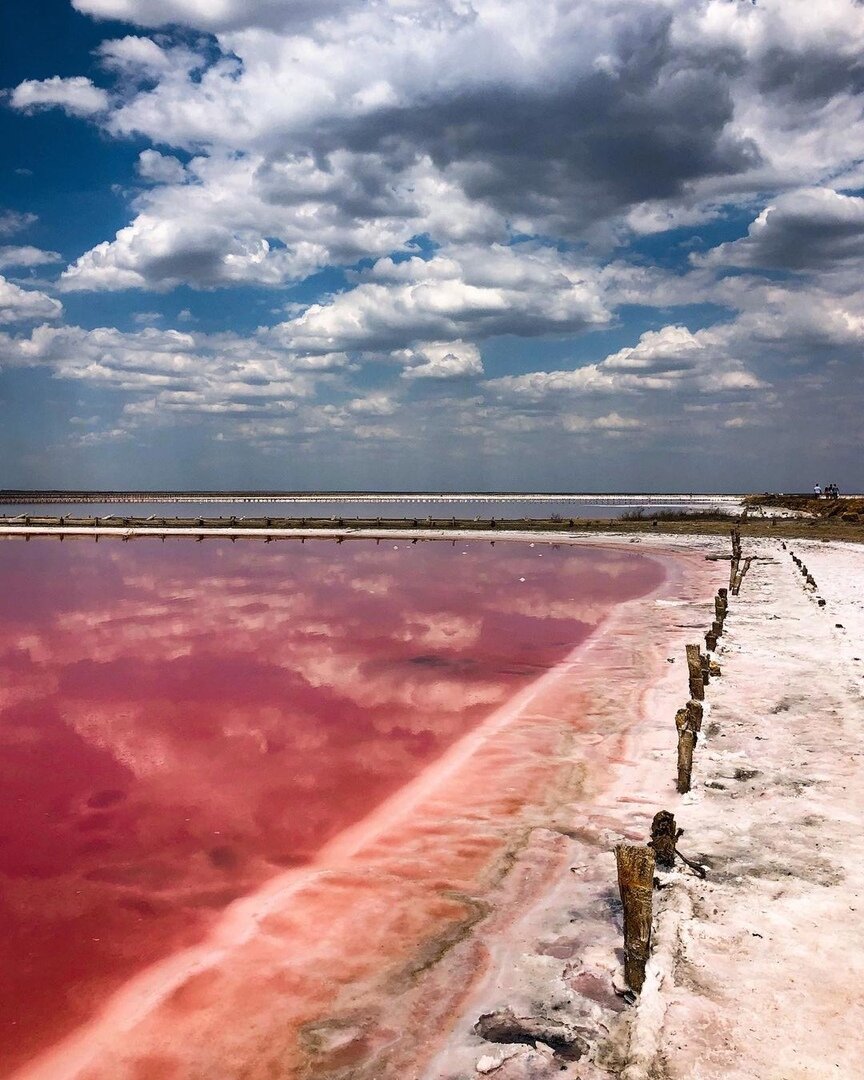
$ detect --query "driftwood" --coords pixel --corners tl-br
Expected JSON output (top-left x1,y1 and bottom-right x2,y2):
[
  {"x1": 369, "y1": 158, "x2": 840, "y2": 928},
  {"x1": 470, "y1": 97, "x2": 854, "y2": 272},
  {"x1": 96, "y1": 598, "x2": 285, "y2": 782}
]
[
  {"x1": 650, "y1": 811, "x2": 678, "y2": 870},
  {"x1": 674, "y1": 847, "x2": 708, "y2": 878},
  {"x1": 686, "y1": 644, "x2": 704, "y2": 700},
  {"x1": 615, "y1": 844, "x2": 655, "y2": 991},
  {"x1": 474, "y1": 1008, "x2": 588, "y2": 1060}
]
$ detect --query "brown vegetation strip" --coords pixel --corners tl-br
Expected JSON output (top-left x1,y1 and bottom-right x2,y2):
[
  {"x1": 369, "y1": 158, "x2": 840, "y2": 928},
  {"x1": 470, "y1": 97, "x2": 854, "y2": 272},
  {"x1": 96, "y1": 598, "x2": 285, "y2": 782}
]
[{"x1": 2, "y1": 513, "x2": 864, "y2": 543}]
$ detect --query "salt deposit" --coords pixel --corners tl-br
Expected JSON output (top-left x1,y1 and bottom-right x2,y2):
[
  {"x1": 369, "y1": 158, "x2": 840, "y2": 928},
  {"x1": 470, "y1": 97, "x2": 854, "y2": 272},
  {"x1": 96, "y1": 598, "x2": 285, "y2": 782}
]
[{"x1": 428, "y1": 534, "x2": 864, "y2": 1080}]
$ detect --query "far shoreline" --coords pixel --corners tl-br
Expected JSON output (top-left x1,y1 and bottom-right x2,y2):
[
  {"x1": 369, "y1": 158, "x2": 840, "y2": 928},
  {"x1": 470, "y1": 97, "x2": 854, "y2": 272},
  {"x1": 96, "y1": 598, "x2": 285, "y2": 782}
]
[{"x1": 1, "y1": 512, "x2": 863, "y2": 543}]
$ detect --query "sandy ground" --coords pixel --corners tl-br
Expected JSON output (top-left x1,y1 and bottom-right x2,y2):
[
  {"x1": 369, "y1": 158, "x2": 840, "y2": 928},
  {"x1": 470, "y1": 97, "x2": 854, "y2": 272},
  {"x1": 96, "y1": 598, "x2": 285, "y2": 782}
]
[{"x1": 426, "y1": 533, "x2": 864, "y2": 1080}]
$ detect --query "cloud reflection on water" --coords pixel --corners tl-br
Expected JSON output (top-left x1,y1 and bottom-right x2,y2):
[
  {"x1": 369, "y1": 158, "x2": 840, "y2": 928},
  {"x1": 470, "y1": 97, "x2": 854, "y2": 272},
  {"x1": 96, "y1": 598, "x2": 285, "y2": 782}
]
[{"x1": 0, "y1": 538, "x2": 662, "y2": 1075}]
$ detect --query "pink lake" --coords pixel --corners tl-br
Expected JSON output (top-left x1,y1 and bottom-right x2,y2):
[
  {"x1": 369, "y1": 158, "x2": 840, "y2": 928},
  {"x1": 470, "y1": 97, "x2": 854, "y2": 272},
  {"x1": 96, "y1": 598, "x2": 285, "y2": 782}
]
[{"x1": 0, "y1": 538, "x2": 664, "y2": 1077}]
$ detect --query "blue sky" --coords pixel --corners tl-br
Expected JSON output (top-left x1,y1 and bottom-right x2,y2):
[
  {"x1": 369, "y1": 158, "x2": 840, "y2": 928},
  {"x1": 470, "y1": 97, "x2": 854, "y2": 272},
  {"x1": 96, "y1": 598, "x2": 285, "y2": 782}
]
[{"x1": 1, "y1": 0, "x2": 863, "y2": 491}]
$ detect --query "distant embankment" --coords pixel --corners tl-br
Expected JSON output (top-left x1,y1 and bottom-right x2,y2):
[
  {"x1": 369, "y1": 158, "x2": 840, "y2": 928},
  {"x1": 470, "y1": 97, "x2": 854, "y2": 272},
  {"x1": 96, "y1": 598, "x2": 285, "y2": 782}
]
[
  {"x1": 745, "y1": 493, "x2": 864, "y2": 522},
  {"x1": 0, "y1": 490, "x2": 744, "y2": 506},
  {"x1": 2, "y1": 510, "x2": 864, "y2": 543}
]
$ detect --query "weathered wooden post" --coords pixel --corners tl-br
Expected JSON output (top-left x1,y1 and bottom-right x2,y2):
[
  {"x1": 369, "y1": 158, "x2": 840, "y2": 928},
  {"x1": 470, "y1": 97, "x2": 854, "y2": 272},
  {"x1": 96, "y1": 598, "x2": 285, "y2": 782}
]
[
  {"x1": 686, "y1": 644, "x2": 704, "y2": 700},
  {"x1": 615, "y1": 844, "x2": 655, "y2": 991},
  {"x1": 650, "y1": 811, "x2": 677, "y2": 870},
  {"x1": 714, "y1": 591, "x2": 727, "y2": 634},
  {"x1": 686, "y1": 699, "x2": 703, "y2": 732},
  {"x1": 676, "y1": 708, "x2": 697, "y2": 794},
  {"x1": 729, "y1": 528, "x2": 742, "y2": 589},
  {"x1": 732, "y1": 556, "x2": 752, "y2": 596}
]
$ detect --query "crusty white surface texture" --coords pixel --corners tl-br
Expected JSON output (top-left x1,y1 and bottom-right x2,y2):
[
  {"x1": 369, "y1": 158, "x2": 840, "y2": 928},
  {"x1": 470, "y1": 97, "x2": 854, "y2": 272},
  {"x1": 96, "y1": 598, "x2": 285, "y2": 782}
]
[{"x1": 427, "y1": 534, "x2": 864, "y2": 1080}]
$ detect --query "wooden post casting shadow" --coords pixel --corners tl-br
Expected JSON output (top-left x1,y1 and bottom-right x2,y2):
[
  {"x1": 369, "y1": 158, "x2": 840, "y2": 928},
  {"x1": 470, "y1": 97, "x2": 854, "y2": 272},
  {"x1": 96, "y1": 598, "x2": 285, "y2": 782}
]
[
  {"x1": 615, "y1": 843, "x2": 655, "y2": 992},
  {"x1": 686, "y1": 643, "x2": 704, "y2": 701},
  {"x1": 676, "y1": 707, "x2": 697, "y2": 793}
]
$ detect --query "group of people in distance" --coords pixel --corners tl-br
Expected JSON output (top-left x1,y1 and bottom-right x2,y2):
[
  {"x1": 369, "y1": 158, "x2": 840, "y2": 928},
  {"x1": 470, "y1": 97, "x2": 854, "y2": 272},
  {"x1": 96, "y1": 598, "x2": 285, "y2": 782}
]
[{"x1": 814, "y1": 483, "x2": 841, "y2": 499}]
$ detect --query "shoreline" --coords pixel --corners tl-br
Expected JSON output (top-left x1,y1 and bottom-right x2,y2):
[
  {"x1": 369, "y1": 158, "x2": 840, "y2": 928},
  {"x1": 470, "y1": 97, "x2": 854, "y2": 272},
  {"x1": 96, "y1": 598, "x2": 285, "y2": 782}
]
[
  {"x1": 9, "y1": 539, "x2": 682, "y2": 1080},
  {"x1": 419, "y1": 535, "x2": 725, "y2": 1079},
  {"x1": 0, "y1": 510, "x2": 861, "y2": 543}
]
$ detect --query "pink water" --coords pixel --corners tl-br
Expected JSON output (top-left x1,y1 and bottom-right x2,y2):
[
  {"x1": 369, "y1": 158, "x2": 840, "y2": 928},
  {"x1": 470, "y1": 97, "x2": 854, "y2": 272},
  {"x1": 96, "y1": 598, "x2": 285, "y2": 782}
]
[{"x1": 0, "y1": 538, "x2": 663, "y2": 1074}]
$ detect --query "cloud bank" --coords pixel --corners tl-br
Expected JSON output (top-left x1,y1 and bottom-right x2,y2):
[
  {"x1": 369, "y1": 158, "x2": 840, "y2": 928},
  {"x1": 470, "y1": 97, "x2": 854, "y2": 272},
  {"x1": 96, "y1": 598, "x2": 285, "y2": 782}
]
[{"x1": 2, "y1": 0, "x2": 864, "y2": 484}]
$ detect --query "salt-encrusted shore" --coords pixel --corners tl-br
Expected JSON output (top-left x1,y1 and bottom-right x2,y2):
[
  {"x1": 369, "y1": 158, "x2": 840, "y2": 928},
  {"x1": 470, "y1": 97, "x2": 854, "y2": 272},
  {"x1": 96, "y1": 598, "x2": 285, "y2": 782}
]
[
  {"x1": 617, "y1": 535, "x2": 864, "y2": 1080},
  {"x1": 426, "y1": 533, "x2": 864, "y2": 1080}
]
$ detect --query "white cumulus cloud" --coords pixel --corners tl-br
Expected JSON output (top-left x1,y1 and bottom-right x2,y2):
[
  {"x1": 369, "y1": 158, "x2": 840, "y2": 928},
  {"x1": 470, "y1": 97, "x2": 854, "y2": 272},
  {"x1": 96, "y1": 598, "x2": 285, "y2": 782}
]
[
  {"x1": 0, "y1": 278, "x2": 63, "y2": 324},
  {"x1": 11, "y1": 76, "x2": 110, "y2": 117},
  {"x1": 0, "y1": 247, "x2": 62, "y2": 270}
]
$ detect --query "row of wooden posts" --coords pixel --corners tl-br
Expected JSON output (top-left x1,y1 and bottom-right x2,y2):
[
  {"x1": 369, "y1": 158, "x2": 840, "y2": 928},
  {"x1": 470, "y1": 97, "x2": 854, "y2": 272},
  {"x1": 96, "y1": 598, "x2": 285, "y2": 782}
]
[
  {"x1": 786, "y1": 543, "x2": 818, "y2": 591},
  {"x1": 729, "y1": 526, "x2": 752, "y2": 596},
  {"x1": 613, "y1": 529, "x2": 742, "y2": 993}
]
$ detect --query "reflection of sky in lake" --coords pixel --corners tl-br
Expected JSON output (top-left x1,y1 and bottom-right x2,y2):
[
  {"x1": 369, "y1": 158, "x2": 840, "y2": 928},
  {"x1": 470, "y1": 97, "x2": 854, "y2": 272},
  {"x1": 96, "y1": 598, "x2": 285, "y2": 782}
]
[{"x1": 0, "y1": 539, "x2": 663, "y2": 1075}]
